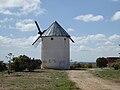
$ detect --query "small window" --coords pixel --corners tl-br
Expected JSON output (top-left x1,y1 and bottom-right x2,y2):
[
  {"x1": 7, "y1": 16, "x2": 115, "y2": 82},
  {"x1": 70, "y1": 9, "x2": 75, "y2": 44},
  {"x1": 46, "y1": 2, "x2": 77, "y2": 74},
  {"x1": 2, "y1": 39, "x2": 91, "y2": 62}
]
[
  {"x1": 64, "y1": 38, "x2": 66, "y2": 40},
  {"x1": 51, "y1": 38, "x2": 53, "y2": 40}
]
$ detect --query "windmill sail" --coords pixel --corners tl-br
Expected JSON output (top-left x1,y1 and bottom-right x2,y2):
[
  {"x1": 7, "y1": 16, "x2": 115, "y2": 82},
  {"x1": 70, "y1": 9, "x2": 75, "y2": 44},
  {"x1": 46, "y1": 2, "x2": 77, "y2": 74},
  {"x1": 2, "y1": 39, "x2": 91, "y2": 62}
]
[
  {"x1": 32, "y1": 21, "x2": 43, "y2": 47},
  {"x1": 33, "y1": 37, "x2": 41, "y2": 48},
  {"x1": 35, "y1": 21, "x2": 42, "y2": 35}
]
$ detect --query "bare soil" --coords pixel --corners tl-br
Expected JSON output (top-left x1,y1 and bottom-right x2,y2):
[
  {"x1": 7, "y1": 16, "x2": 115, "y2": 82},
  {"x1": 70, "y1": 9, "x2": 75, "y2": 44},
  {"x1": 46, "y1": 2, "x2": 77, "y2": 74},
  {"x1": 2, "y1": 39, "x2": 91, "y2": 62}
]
[{"x1": 68, "y1": 69, "x2": 120, "y2": 90}]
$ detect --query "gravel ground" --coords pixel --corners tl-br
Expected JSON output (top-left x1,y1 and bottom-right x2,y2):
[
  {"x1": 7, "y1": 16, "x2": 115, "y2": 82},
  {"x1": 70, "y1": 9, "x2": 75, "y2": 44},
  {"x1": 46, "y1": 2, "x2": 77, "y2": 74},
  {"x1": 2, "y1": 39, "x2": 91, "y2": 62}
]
[{"x1": 68, "y1": 70, "x2": 120, "y2": 90}]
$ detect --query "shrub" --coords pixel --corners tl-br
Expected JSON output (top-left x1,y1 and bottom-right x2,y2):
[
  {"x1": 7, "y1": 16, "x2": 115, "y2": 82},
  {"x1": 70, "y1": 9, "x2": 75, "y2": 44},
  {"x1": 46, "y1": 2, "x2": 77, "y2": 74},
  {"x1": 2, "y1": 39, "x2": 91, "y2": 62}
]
[
  {"x1": 70, "y1": 62, "x2": 94, "y2": 69},
  {"x1": 11, "y1": 55, "x2": 29, "y2": 72},
  {"x1": 86, "y1": 63, "x2": 93, "y2": 68},
  {"x1": 96, "y1": 57, "x2": 108, "y2": 68},
  {"x1": 70, "y1": 62, "x2": 81, "y2": 69},
  {"x1": 113, "y1": 60, "x2": 120, "y2": 70},
  {"x1": 81, "y1": 64, "x2": 85, "y2": 68},
  {"x1": 0, "y1": 61, "x2": 6, "y2": 71},
  {"x1": 11, "y1": 55, "x2": 42, "y2": 72}
]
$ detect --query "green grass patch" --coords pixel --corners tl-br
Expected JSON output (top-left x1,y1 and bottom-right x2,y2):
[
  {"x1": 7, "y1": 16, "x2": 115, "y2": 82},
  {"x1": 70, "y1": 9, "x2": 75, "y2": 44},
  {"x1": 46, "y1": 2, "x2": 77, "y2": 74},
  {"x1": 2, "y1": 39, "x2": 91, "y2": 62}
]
[
  {"x1": 0, "y1": 70, "x2": 79, "y2": 90},
  {"x1": 92, "y1": 69, "x2": 120, "y2": 83}
]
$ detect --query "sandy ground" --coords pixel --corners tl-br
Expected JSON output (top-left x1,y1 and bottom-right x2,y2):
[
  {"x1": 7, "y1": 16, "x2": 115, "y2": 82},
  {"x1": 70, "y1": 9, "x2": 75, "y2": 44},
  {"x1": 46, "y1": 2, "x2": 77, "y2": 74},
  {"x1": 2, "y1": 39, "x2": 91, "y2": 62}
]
[{"x1": 68, "y1": 70, "x2": 120, "y2": 90}]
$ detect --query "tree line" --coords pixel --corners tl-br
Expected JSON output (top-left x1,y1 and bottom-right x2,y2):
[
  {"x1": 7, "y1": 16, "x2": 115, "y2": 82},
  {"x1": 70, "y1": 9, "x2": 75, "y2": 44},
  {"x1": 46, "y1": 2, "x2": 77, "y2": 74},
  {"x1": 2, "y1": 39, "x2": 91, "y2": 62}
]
[
  {"x1": 1, "y1": 55, "x2": 120, "y2": 71},
  {"x1": 70, "y1": 57, "x2": 120, "y2": 70},
  {"x1": 96, "y1": 57, "x2": 120, "y2": 70}
]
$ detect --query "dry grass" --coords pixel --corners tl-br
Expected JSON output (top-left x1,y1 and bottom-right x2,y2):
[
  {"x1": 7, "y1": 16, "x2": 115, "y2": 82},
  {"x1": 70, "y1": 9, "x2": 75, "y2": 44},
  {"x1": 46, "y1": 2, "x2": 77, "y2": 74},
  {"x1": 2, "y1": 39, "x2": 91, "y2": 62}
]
[
  {"x1": 92, "y1": 68, "x2": 120, "y2": 83},
  {"x1": 0, "y1": 69, "x2": 79, "y2": 90}
]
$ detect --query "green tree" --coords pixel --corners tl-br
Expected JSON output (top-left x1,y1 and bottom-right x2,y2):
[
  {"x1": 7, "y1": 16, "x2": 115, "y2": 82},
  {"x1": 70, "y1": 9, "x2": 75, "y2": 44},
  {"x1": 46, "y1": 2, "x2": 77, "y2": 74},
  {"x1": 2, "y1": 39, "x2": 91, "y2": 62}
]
[
  {"x1": 11, "y1": 55, "x2": 42, "y2": 72},
  {"x1": 0, "y1": 61, "x2": 6, "y2": 71},
  {"x1": 12, "y1": 55, "x2": 30, "y2": 72},
  {"x1": 113, "y1": 60, "x2": 120, "y2": 70},
  {"x1": 6, "y1": 53, "x2": 15, "y2": 74},
  {"x1": 96, "y1": 57, "x2": 108, "y2": 68},
  {"x1": 27, "y1": 58, "x2": 42, "y2": 71}
]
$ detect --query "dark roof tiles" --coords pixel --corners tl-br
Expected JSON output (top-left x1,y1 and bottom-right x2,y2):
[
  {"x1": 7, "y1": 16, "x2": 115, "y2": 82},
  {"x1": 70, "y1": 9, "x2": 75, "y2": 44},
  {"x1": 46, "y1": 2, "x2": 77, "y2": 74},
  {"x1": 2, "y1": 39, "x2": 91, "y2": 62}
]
[{"x1": 42, "y1": 21, "x2": 70, "y2": 37}]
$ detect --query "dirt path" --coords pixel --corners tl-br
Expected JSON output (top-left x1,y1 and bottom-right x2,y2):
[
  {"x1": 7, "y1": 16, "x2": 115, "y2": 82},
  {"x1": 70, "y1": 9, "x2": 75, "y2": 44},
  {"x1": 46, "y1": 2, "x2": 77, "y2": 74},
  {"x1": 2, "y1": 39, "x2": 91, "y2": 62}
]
[{"x1": 68, "y1": 70, "x2": 120, "y2": 90}]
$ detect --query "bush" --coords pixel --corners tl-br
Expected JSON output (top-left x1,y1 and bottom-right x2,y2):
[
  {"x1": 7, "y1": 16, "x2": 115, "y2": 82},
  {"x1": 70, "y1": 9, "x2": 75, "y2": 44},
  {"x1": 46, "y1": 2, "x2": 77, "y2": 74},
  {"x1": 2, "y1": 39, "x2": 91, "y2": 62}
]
[
  {"x1": 81, "y1": 64, "x2": 85, "y2": 68},
  {"x1": 11, "y1": 55, "x2": 42, "y2": 72},
  {"x1": 96, "y1": 57, "x2": 108, "y2": 68},
  {"x1": 0, "y1": 61, "x2": 6, "y2": 71},
  {"x1": 70, "y1": 62, "x2": 81, "y2": 69},
  {"x1": 113, "y1": 60, "x2": 120, "y2": 70},
  {"x1": 85, "y1": 63, "x2": 93, "y2": 68},
  {"x1": 70, "y1": 62, "x2": 93, "y2": 69},
  {"x1": 11, "y1": 55, "x2": 29, "y2": 72}
]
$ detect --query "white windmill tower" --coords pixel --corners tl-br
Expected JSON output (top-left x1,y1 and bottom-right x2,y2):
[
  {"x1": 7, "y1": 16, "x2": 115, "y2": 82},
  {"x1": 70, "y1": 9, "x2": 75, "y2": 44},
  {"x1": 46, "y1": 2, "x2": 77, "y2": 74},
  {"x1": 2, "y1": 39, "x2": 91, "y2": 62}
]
[{"x1": 32, "y1": 21, "x2": 74, "y2": 69}]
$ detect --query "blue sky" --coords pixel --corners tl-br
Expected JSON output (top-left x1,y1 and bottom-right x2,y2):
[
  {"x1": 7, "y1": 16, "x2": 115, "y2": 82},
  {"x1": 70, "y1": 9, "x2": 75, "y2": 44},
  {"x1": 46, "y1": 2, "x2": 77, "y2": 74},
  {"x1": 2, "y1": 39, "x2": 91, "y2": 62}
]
[{"x1": 0, "y1": 0, "x2": 120, "y2": 63}]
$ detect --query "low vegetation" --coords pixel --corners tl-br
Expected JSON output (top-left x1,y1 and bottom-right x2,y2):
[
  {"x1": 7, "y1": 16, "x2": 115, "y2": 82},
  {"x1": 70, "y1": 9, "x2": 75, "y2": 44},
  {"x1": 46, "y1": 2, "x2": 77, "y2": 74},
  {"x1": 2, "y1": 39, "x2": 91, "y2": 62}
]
[
  {"x1": 0, "y1": 61, "x2": 6, "y2": 71},
  {"x1": 112, "y1": 60, "x2": 120, "y2": 70},
  {"x1": 0, "y1": 69, "x2": 79, "y2": 90},
  {"x1": 0, "y1": 54, "x2": 42, "y2": 73},
  {"x1": 70, "y1": 62, "x2": 94, "y2": 69},
  {"x1": 11, "y1": 55, "x2": 42, "y2": 72},
  {"x1": 92, "y1": 69, "x2": 120, "y2": 83}
]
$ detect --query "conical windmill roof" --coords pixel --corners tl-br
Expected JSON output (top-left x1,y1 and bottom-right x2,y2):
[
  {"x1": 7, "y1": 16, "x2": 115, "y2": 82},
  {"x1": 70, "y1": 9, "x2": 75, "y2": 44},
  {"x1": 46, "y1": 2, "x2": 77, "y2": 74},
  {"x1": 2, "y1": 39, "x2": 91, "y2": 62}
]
[{"x1": 42, "y1": 21, "x2": 70, "y2": 37}]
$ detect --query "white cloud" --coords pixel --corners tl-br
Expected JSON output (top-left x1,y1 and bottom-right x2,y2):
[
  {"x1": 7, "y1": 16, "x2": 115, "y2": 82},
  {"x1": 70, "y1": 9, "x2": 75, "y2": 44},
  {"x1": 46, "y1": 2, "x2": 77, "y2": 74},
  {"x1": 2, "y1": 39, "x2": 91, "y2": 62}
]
[
  {"x1": 111, "y1": 11, "x2": 120, "y2": 21},
  {"x1": 72, "y1": 34, "x2": 107, "y2": 45},
  {"x1": 104, "y1": 41, "x2": 113, "y2": 45},
  {"x1": 0, "y1": 36, "x2": 12, "y2": 45},
  {"x1": 109, "y1": 34, "x2": 120, "y2": 41},
  {"x1": 74, "y1": 14, "x2": 104, "y2": 22},
  {"x1": 86, "y1": 34, "x2": 106, "y2": 41},
  {"x1": 0, "y1": 35, "x2": 40, "y2": 48},
  {"x1": 0, "y1": 18, "x2": 14, "y2": 29},
  {"x1": 70, "y1": 34, "x2": 120, "y2": 62},
  {"x1": 16, "y1": 19, "x2": 36, "y2": 32},
  {"x1": 0, "y1": 0, "x2": 45, "y2": 16},
  {"x1": 0, "y1": 18, "x2": 13, "y2": 23},
  {"x1": 79, "y1": 45, "x2": 93, "y2": 51},
  {"x1": 71, "y1": 34, "x2": 120, "y2": 52},
  {"x1": 67, "y1": 28, "x2": 75, "y2": 32}
]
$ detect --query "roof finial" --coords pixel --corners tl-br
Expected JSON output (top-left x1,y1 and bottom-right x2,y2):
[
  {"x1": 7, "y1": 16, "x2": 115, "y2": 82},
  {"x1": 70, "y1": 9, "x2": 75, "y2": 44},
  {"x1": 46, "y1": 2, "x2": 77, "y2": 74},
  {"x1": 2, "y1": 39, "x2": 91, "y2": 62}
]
[{"x1": 54, "y1": 21, "x2": 57, "y2": 23}]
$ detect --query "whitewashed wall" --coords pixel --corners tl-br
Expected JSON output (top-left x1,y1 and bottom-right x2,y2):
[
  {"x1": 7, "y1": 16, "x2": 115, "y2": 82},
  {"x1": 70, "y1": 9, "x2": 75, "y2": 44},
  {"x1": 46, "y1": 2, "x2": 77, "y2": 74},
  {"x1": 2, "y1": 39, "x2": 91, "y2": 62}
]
[{"x1": 41, "y1": 36, "x2": 70, "y2": 69}]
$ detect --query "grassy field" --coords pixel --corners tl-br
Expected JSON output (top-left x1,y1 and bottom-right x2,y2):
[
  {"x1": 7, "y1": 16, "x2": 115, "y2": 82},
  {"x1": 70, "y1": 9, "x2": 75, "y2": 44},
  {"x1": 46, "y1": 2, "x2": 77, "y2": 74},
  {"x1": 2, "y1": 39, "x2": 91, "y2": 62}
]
[
  {"x1": 0, "y1": 69, "x2": 79, "y2": 90},
  {"x1": 92, "y1": 68, "x2": 120, "y2": 83}
]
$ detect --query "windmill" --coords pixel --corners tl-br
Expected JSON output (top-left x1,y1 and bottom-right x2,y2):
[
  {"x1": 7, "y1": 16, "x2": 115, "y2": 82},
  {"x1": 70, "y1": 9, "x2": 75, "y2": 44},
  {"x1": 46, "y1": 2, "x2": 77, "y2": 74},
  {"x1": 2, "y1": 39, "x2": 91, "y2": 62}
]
[{"x1": 32, "y1": 21, "x2": 74, "y2": 69}]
